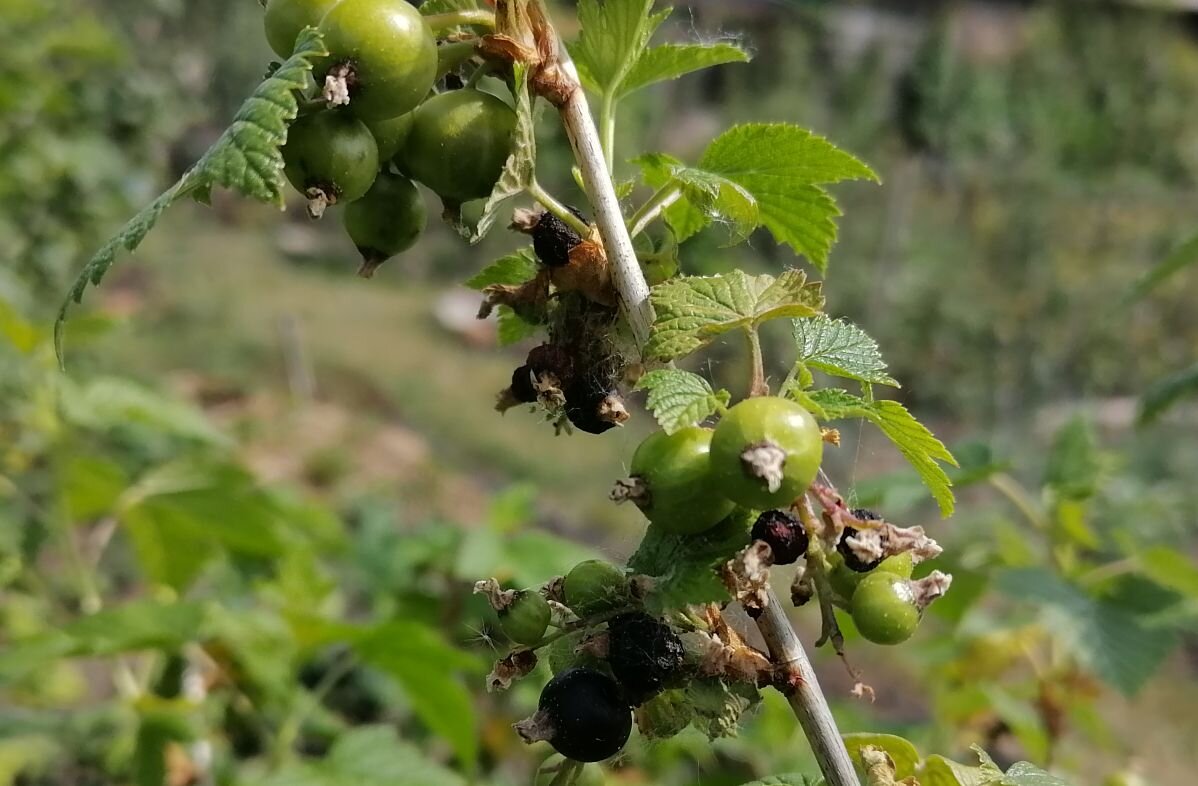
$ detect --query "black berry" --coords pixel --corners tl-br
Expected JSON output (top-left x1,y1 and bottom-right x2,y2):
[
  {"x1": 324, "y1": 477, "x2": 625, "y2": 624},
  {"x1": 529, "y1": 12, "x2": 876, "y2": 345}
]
[
  {"x1": 750, "y1": 510, "x2": 809, "y2": 565},
  {"x1": 607, "y1": 613, "x2": 685, "y2": 705},
  {"x1": 510, "y1": 365, "x2": 538, "y2": 404},
  {"x1": 839, "y1": 509, "x2": 884, "y2": 572},
  {"x1": 533, "y1": 207, "x2": 587, "y2": 268},
  {"x1": 565, "y1": 381, "x2": 627, "y2": 435},
  {"x1": 530, "y1": 668, "x2": 632, "y2": 762}
]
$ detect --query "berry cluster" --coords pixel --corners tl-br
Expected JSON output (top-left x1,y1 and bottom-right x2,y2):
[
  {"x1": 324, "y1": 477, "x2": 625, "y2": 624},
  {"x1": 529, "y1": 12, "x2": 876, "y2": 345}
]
[{"x1": 265, "y1": 0, "x2": 517, "y2": 274}]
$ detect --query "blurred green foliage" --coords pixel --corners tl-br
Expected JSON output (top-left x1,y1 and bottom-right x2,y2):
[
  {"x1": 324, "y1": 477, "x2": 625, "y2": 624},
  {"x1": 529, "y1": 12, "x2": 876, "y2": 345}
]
[{"x1": 2, "y1": 2, "x2": 1197, "y2": 786}]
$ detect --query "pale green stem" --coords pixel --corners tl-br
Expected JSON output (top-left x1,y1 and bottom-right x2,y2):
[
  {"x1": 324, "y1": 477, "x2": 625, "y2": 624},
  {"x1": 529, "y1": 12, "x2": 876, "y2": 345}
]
[
  {"x1": 746, "y1": 327, "x2": 768, "y2": 398},
  {"x1": 527, "y1": 180, "x2": 592, "y2": 238},
  {"x1": 599, "y1": 92, "x2": 617, "y2": 173},
  {"x1": 437, "y1": 41, "x2": 480, "y2": 78},
  {"x1": 424, "y1": 11, "x2": 496, "y2": 32},
  {"x1": 628, "y1": 183, "x2": 682, "y2": 238}
]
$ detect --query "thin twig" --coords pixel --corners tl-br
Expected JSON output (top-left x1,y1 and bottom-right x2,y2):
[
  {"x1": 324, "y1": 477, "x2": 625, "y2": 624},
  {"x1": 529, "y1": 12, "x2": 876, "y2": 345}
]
[
  {"x1": 546, "y1": 23, "x2": 861, "y2": 786},
  {"x1": 552, "y1": 48, "x2": 654, "y2": 349}
]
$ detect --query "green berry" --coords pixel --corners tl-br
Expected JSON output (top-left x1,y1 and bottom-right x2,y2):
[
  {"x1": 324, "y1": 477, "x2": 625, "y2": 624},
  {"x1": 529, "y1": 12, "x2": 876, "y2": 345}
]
[
  {"x1": 851, "y1": 572, "x2": 920, "y2": 645},
  {"x1": 365, "y1": 112, "x2": 414, "y2": 163},
  {"x1": 317, "y1": 0, "x2": 438, "y2": 120},
  {"x1": 283, "y1": 110, "x2": 379, "y2": 212},
  {"x1": 401, "y1": 89, "x2": 517, "y2": 204},
  {"x1": 264, "y1": 0, "x2": 342, "y2": 59},
  {"x1": 627, "y1": 427, "x2": 735, "y2": 534},
  {"x1": 563, "y1": 560, "x2": 628, "y2": 617},
  {"x1": 710, "y1": 397, "x2": 823, "y2": 509},
  {"x1": 498, "y1": 590, "x2": 551, "y2": 646},
  {"x1": 343, "y1": 172, "x2": 425, "y2": 276}
]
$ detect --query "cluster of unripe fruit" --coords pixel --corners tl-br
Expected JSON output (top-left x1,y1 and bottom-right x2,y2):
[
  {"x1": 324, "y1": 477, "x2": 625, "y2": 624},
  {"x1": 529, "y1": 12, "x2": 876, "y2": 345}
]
[
  {"x1": 264, "y1": 0, "x2": 516, "y2": 274},
  {"x1": 491, "y1": 559, "x2": 683, "y2": 763}
]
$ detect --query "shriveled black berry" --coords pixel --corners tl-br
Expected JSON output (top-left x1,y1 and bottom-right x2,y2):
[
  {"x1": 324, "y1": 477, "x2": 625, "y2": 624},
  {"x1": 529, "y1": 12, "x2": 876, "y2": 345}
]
[
  {"x1": 750, "y1": 509, "x2": 809, "y2": 565},
  {"x1": 510, "y1": 365, "x2": 538, "y2": 403},
  {"x1": 565, "y1": 382, "x2": 627, "y2": 435},
  {"x1": 527, "y1": 668, "x2": 632, "y2": 762},
  {"x1": 607, "y1": 613, "x2": 685, "y2": 705},
  {"x1": 839, "y1": 509, "x2": 884, "y2": 572},
  {"x1": 533, "y1": 207, "x2": 587, "y2": 268}
]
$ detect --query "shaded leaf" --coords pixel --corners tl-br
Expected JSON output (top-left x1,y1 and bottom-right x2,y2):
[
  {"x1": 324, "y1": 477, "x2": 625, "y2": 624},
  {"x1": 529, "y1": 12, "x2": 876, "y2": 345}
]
[
  {"x1": 1138, "y1": 362, "x2": 1198, "y2": 425},
  {"x1": 628, "y1": 511, "x2": 754, "y2": 611},
  {"x1": 1127, "y1": 230, "x2": 1198, "y2": 302},
  {"x1": 464, "y1": 249, "x2": 539, "y2": 290},
  {"x1": 996, "y1": 568, "x2": 1177, "y2": 695}
]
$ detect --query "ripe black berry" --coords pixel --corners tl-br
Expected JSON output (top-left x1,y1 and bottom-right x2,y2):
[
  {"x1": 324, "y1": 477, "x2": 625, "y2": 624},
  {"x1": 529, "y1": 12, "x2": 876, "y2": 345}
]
[
  {"x1": 839, "y1": 509, "x2": 884, "y2": 572},
  {"x1": 607, "y1": 613, "x2": 685, "y2": 705},
  {"x1": 519, "y1": 668, "x2": 632, "y2": 762},
  {"x1": 750, "y1": 510, "x2": 809, "y2": 565},
  {"x1": 533, "y1": 207, "x2": 587, "y2": 268}
]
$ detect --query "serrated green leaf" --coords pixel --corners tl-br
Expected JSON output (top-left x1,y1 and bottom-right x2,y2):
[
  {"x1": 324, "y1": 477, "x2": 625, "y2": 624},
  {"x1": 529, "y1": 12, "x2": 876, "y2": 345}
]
[
  {"x1": 1127, "y1": 230, "x2": 1198, "y2": 302},
  {"x1": 56, "y1": 29, "x2": 328, "y2": 364},
  {"x1": 455, "y1": 65, "x2": 536, "y2": 243},
  {"x1": 645, "y1": 270, "x2": 824, "y2": 361},
  {"x1": 805, "y1": 389, "x2": 956, "y2": 516},
  {"x1": 794, "y1": 315, "x2": 898, "y2": 386},
  {"x1": 636, "y1": 153, "x2": 758, "y2": 245},
  {"x1": 622, "y1": 41, "x2": 750, "y2": 96},
  {"x1": 996, "y1": 568, "x2": 1177, "y2": 695},
  {"x1": 464, "y1": 249, "x2": 539, "y2": 290},
  {"x1": 999, "y1": 762, "x2": 1073, "y2": 786},
  {"x1": 572, "y1": 0, "x2": 666, "y2": 95},
  {"x1": 627, "y1": 511, "x2": 753, "y2": 612},
  {"x1": 842, "y1": 733, "x2": 920, "y2": 779},
  {"x1": 919, "y1": 755, "x2": 990, "y2": 786},
  {"x1": 1138, "y1": 361, "x2": 1198, "y2": 425},
  {"x1": 572, "y1": 0, "x2": 747, "y2": 99},
  {"x1": 635, "y1": 369, "x2": 729, "y2": 433},
  {"x1": 641, "y1": 124, "x2": 877, "y2": 269},
  {"x1": 496, "y1": 306, "x2": 540, "y2": 346}
]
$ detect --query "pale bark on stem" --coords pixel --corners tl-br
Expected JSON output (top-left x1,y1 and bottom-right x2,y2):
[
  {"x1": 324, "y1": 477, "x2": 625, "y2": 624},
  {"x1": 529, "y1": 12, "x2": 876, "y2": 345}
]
[
  {"x1": 548, "y1": 31, "x2": 861, "y2": 786},
  {"x1": 553, "y1": 51, "x2": 655, "y2": 349}
]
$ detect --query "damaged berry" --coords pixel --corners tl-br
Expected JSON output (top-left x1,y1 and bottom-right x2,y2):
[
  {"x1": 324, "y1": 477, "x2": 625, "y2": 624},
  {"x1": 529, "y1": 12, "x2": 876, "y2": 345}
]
[
  {"x1": 625, "y1": 427, "x2": 734, "y2": 534},
  {"x1": 710, "y1": 397, "x2": 823, "y2": 509},
  {"x1": 498, "y1": 590, "x2": 552, "y2": 646},
  {"x1": 838, "y1": 509, "x2": 885, "y2": 573},
  {"x1": 750, "y1": 510, "x2": 809, "y2": 565},
  {"x1": 533, "y1": 207, "x2": 587, "y2": 268},
  {"x1": 518, "y1": 668, "x2": 632, "y2": 763},
  {"x1": 607, "y1": 612, "x2": 685, "y2": 705},
  {"x1": 565, "y1": 381, "x2": 628, "y2": 435}
]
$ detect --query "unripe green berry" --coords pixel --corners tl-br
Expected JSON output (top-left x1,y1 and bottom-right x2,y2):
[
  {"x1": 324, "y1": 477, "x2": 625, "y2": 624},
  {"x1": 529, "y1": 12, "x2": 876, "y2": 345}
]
[
  {"x1": 563, "y1": 560, "x2": 628, "y2": 617},
  {"x1": 498, "y1": 590, "x2": 551, "y2": 646},
  {"x1": 850, "y1": 572, "x2": 920, "y2": 645}
]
